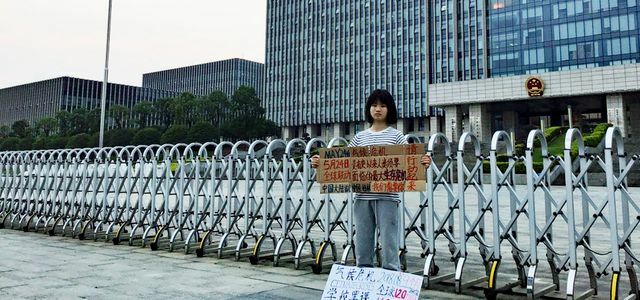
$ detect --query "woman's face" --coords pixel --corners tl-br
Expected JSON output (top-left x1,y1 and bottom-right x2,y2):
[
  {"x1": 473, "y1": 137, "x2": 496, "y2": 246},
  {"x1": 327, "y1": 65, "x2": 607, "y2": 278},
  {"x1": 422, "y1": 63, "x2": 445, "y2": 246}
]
[{"x1": 370, "y1": 100, "x2": 388, "y2": 123}]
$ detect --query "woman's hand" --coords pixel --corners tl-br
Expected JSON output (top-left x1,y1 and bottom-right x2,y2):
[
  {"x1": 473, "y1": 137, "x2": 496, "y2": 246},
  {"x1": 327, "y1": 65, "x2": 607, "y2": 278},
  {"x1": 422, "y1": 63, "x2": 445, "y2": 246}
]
[
  {"x1": 421, "y1": 154, "x2": 432, "y2": 168},
  {"x1": 311, "y1": 154, "x2": 320, "y2": 168}
]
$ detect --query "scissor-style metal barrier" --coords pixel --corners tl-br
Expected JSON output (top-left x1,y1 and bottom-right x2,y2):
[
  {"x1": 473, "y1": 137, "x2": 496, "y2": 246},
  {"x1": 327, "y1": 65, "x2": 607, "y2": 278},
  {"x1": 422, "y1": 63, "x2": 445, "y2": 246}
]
[
  {"x1": 230, "y1": 140, "x2": 268, "y2": 261},
  {"x1": 191, "y1": 141, "x2": 232, "y2": 256},
  {"x1": 422, "y1": 132, "x2": 492, "y2": 292},
  {"x1": 179, "y1": 142, "x2": 215, "y2": 254},
  {"x1": 113, "y1": 145, "x2": 158, "y2": 245},
  {"x1": 248, "y1": 139, "x2": 311, "y2": 266},
  {"x1": 139, "y1": 144, "x2": 172, "y2": 247},
  {"x1": 193, "y1": 141, "x2": 249, "y2": 257},
  {"x1": 605, "y1": 127, "x2": 640, "y2": 300},
  {"x1": 58, "y1": 148, "x2": 92, "y2": 238},
  {"x1": 245, "y1": 139, "x2": 286, "y2": 264},
  {"x1": 2, "y1": 127, "x2": 639, "y2": 299},
  {"x1": 484, "y1": 131, "x2": 528, "y2": 297},
  {"x1": 21, "y1": 150, "x2": 53, "y2": 233},
  {"x1": 149, "y1": 143, "x2": 199, "y2": 251},
  {"x1": 309, "y1": 137, "x2": 356, "y2": 274},
  {"x1": 293, "y1": 138, "x2": 325, "y2": 270}
]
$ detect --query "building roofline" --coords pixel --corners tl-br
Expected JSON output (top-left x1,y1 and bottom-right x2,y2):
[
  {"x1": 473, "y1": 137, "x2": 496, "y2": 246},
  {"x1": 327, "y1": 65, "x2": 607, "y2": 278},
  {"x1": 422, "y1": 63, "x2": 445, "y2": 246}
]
[
  {"x1": 0, "y1": 75, "x2": 175, "y2": 94},
  {"x1": 141, "y1": 58, "x2": 265, "y2": 77}
]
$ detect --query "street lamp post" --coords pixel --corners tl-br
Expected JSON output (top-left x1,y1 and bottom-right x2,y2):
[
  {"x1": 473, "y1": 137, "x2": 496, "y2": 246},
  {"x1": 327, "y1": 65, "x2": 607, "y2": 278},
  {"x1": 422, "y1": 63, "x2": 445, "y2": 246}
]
[{"x1": 99, "y1": 0, "x2": 113, "y2": 147}]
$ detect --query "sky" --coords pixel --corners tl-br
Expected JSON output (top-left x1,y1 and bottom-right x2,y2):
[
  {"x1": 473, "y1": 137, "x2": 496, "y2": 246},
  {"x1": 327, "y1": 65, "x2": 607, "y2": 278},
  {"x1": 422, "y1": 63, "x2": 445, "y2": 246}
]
[{"x1": 0, "y1": 1, "x2": 267, "y2": 89}]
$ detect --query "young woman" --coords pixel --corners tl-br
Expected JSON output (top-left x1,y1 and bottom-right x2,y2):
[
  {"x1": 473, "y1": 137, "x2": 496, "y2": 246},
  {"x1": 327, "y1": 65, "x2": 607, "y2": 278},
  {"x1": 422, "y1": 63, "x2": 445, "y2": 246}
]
[{"x1": 311, "y1": 89, "x2": 431, "y2": 271}]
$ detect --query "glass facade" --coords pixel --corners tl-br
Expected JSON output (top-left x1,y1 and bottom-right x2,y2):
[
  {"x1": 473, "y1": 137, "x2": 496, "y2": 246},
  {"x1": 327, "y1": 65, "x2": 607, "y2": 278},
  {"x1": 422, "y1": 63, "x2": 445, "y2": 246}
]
[
  {"x1": 488, "y1": 0, "x2": 640, "y2": 77},
  {"x1": 430, "y1": 0, "x2": 487, "y2": 83},
  {"x1": 0, "y1": 77, "x2": 178, "y2": 127},
  {"x1": 142, "y1": 58, "x2": 264, "y2": 98},
  {"x1": 265, "y1": 0, "x2": 430, "y2": 127}
]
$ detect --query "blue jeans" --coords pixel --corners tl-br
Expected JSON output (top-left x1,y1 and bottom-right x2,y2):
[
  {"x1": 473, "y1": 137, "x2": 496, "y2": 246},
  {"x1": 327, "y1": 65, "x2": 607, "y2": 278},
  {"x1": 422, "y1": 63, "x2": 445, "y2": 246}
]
[{"x1": 353, "y1": 199, "x2": 400, "y2": 271}]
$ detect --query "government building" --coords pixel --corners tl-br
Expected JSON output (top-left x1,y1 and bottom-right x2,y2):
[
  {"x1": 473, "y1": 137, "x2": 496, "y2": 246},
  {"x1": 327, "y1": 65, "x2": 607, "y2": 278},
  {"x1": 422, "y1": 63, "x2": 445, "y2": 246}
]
[
  {"x1": 142, "y1": 58, "x2": 264, "y2": 97},
  {"x1": 0, "y1": 76, "x2": 178, "y2": 127},
  {"x1": 264, "y1": 0, "x2": 640, "y2": 143},
  {"x1": 0, "y1": 58, "x2": 264, "y2": 128}
]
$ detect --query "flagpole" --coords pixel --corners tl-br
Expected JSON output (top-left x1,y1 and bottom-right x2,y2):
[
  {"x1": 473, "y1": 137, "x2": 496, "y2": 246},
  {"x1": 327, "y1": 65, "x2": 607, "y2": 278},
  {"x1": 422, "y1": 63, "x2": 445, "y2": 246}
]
[{"x1": 99, "y1": 0, "x2": 113, "y2": 147}]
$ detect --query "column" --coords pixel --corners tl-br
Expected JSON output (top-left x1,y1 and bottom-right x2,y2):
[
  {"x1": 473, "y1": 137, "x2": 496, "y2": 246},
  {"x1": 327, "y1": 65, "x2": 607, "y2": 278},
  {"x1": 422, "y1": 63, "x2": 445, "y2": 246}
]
[
  {"x1": 626, "y1": 95, "x2": 639, "y2": 138},
  {"x1": 322, "y1": 124, "x2": 331, "y2": 142},
  {"x1": 305, "y1": 125, "x2": 313, "y2": 137},
  {"x1": 332, "y1": 123, "x2": 343, "y2": 139},
  {"x1": 444, "y1": 105, "x2": 463, "y2": 142},
  {"x1": 430, "y1": 116, "x2": 441, "y2": 135},
  {"x1": 606, "y1": 94, "x2": 628, "y2": 137},
  {"x1": 353, "y1": 121, "x2": 366, "y2": 134},
  {"x1": 282, "y1": 127, "x2": 293, "y2": 140},
  {"x1": 469, "y1": 103, "x2": 492, "y2": 143},
  {"x1": 502, "y1": 110, "x2": 518, "y2": 137},
  {"x1": 396, "y1": 118, "x2": 406, "y2": 133}
]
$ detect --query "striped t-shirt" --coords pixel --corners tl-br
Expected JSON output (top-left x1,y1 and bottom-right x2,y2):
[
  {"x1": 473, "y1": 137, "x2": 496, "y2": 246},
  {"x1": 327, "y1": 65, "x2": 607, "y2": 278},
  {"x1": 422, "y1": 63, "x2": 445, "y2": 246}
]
[{"x1": 348, "y1": 126, "x2": 407, "y2": 202}]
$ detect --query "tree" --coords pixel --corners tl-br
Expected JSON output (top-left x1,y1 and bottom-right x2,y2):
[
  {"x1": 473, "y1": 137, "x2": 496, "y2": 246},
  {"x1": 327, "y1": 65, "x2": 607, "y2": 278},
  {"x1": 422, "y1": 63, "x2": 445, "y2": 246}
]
[
  {"x1": 191, "y1": 96, "x2": 210, "y2": 124},
  {"x1": 109, "y1": 104, "x2": 129, "y2": 129},
  {"x1": 89, "y1": 132, "x2": 99, "y2": 147},
  {"x1": 87, "y1": 108, "x2": 101, "y2": 133},
  {"x1": 132, "y1": 127, "x2": 161, "y2": 145},
  {"x1": 66, "y1": 133, "x2": 91, "y2": 149},
  {"x1": 55, "y1": 111, "x2": 72, "y2": 136},
  {"x1": 187, "y1": 122, "x2": 216, "y2": 143},
  {"x1": 70, "y1": 108, "x2": 90, "y2": 135},
  {"x1": 0, "y1": 125, "x2": 10, "y2": 138},
  {"x1": 18, "y1": 137, "x2": 34, "y2": 150},
  {"x1": 205, "y1": 91, "x2": 229, "y2": 134},
  {"x1": 46, "y1": 136, "x2": 68, "y2": 149},
  {"x1": 222, "y1": 117, "x2": 280, "y2": 141},
  {"x1": 221, "y1": 86, "x2": 274, "y2": 140},
  {"x1": 171, "y1": 93, "x2": 197, "y2": 127},
  {"x1": 132, "y1": 101, "x2": 155, "y2": 128},
  {"x1": 35, "y1": 117, "x2": 58, "y2": 137},
  {"x1": 11, "y1": 119, "x2": 30, "y2": 138},
  {"x1": 33, "y1": 137, "x2": 48, "y2": 150},
  {"x1": 230, "y1": 86, "x2": 264, "y2": 118},
  {"x1": 154, "y1": 98, "x2": 174, "y2": 128},
  {"x1": 106, "y1": 128, "x2": 137, "y2": 147},
  {"x1": 160, "y1": 125, "x2": 189, "y2": 144},
  {"x1": 0, "y1": 137, "x2": 20, "y2": 151}
]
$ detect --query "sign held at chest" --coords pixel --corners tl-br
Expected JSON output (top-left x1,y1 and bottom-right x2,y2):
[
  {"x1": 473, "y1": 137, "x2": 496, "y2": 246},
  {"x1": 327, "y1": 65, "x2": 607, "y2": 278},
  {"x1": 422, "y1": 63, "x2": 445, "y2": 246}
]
[{"x1": 316, "y1": 144, "x2": 426, "y2": 193}]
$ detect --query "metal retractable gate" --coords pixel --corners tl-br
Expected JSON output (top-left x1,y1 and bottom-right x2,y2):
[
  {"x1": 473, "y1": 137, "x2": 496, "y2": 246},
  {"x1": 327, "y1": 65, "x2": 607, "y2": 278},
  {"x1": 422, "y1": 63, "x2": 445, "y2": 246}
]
[
  {"x1": 2, "y1": 127, "x2": 639, "y2": 299},
  {"x1": 293, "y1": 138, "x2": 326, "y2": 270},
  {"x1": 248, "y1": 139, "x2": 310, "y2": 266},
  {"x1": 230, "y1": 140, "x2": 268, "y2": 261},
  {"x1": 309, "y1": 137, "x2": 355, "y2": 274}
]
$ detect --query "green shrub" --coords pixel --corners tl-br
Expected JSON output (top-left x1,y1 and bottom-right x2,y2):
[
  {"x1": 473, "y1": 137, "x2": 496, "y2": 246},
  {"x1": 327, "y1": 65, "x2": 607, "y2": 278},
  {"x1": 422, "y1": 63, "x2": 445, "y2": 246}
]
[
  {"x1": 483, "y1": 161, "x2": 544, "y2": 174},
  {"x1": 187, "y1": 122, "x2": 216, "y2": 143},
  {"x1": 544, "y1": 126, "x2": 565, "y2": 141},
  {"x1": 581, "y1": 123, "x2": 612, "y2": 148},
  {"x1": 495, "y1": 154, "x2": 511, "y2": 162},
  {"x1": 88, "y1": 133, "x2": 99, "y2": 148},
  {"x1": 32, "y1": 137, "x2": 48, "y2": 150},
  {"x1": 514, "y1": 143, "x2": 526, "y2": 156},
  {"x1": 583, "y1": 135, "x2": 602, "y2": 148},
  {"x1": 534, "y1": 126, "x2": 567, "y2": 147},
  {"x1": 18, "y1": 137, "x2": 34, "y2": 150},
  {"x1": 66, "y1": 133, "x2": 91, "y2": 149},
  {"x1": 132, "y1": 128, "x2": 162, "y2": 146},
  {"x1": 107, "y1": 128, "x2": 137, "y2": 147},
  {"x1": 161, "y1": 125, "x2": 189, "y2": 144},
  {"x1": 46, "y1": 136, "x2": 68, "y2": 149},
  {"x1": 0, "y1": 137, "x2": 21, "y2": 151}
]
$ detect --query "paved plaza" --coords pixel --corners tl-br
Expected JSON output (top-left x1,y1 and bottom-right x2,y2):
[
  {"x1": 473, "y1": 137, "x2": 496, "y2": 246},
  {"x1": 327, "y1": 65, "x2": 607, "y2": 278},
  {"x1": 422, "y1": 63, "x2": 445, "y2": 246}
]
[{"x1": 0, "y1": 229, "x2": 476, "y2": 299}]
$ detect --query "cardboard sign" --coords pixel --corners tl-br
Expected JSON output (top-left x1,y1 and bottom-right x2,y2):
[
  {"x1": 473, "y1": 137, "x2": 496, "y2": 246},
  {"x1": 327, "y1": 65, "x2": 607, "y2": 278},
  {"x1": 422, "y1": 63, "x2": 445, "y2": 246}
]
[
  {"x1": 316, "y1": 144, "x2": 426, "y2": 194},
  {"x1": 321, "y1": 264, "x2": 422, "y2": 300}
]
